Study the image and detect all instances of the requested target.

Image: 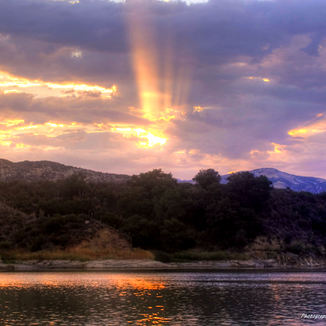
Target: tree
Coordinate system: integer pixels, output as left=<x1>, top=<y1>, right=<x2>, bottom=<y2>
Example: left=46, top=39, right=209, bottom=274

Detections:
left=227, top=172, right=272, bottom=210
left=129, top=169, right=177, bottom=195
left=192, top=169, right=221, bottom=190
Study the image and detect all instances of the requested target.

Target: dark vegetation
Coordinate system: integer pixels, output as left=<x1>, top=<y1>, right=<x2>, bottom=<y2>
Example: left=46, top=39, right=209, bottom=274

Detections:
left=0, top=168, right=326, bottom=260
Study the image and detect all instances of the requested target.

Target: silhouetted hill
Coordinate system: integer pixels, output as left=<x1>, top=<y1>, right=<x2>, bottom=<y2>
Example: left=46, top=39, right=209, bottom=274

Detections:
left=0, top=159, right=129, bottom=183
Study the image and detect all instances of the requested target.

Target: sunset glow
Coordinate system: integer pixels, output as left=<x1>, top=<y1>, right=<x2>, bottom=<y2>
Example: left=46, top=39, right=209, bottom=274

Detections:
left=1, top=1, right=326, bottom=324
left=0, top=0, right=325, bottom=179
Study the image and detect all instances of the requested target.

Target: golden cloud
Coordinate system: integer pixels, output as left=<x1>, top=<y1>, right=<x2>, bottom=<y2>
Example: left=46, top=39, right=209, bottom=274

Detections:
left=247, top=76, right=271, bottom=83
left=288, top=115, right=326, bottom=138
left=0, top=70, right=117, bottom=99
left=0, top=118, right=168, bottom=150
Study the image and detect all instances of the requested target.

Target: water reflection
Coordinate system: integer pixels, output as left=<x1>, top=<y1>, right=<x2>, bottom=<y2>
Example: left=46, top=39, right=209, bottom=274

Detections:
left=0, top=272, right=325, bottom=325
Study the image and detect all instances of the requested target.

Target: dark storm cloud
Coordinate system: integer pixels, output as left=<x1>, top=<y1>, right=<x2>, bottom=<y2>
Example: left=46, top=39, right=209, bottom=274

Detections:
left=0, top=0, right=128, bottom=52
left=1, top=0, right=326, bottom=90
left=0, top=0, right=324, bottom=72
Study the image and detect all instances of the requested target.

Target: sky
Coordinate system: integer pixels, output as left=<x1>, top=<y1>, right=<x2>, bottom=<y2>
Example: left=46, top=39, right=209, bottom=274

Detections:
left=0, top=0, right=326, bottom=179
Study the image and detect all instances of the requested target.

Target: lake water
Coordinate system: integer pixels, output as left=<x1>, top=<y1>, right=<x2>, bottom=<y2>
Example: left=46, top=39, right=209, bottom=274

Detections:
left=0, top=271, right=325, bottom=325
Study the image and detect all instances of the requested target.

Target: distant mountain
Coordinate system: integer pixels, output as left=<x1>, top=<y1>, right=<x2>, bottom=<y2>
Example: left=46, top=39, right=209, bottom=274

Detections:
left=0, top=159, right=129, bottom=183
left=222, top=168, right=326, bottom=194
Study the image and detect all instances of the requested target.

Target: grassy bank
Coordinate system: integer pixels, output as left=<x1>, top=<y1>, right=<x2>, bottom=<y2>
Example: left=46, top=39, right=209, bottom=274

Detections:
left=0, top=248, right=153, bottom=263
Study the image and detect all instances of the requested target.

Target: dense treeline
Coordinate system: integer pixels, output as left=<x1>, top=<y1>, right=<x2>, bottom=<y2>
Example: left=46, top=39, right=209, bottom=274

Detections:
left=0, top=169, right=326, bottom=256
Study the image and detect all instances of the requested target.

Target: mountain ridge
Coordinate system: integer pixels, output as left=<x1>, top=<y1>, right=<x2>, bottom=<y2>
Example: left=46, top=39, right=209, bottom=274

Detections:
left=221, top=167, right=326, bottom=194
left=1, top=158, right=325, bottom=193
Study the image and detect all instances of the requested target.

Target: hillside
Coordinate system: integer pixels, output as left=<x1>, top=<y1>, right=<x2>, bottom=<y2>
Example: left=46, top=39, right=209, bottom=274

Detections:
left=0, top=199, right=151, bottom=261
left=0, top=159, right=129, bottom=183
left=0, top=168, right=326, bottom=265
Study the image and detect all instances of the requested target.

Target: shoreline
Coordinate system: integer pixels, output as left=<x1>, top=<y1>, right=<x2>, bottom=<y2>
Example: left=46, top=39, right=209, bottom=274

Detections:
left=1, top=259, right=326, bottom=272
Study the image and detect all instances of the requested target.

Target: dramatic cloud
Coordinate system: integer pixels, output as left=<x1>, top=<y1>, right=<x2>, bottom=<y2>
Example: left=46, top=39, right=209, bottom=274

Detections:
left=0, top=0, right=326, bottom=178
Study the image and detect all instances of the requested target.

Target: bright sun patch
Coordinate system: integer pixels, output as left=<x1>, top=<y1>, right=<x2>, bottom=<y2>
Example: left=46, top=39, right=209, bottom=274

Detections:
left=111, top=127, right=167, bottom=148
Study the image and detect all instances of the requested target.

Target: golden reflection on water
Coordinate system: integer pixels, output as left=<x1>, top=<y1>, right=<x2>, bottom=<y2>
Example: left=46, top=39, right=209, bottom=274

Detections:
left=135, top=312, right=171, bottom=325
left=0, top=273, right=171, bottom=325
left=0, top=272, right=324, bottom=325
left=0, top=273, right=74, bottom=288
left=108, top=274, right=170, bottom=324
left=108, top=274, right=165, bottom=291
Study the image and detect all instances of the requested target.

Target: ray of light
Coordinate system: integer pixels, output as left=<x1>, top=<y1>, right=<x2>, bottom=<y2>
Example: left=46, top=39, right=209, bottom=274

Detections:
left=124, top=0, right=191, bottom=148
left=126, top=3, right=163, bottom=122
